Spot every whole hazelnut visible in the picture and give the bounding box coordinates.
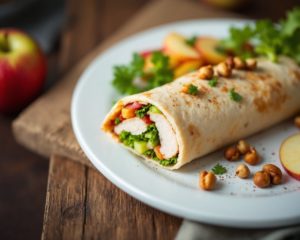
[224,146,240,161]
[245,58,257,70]
[262,164,282,185]
[199,65,214,80]
[253,171,271,188]
[226,57,235,69]
[244,147,260,165]
[294,116,300,129]
[233,57,246,70]
[199,171,216,190]
[217,62,232,78]
[236,140,250,155]
[236,164,250,179]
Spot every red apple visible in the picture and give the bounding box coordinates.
[280,134,300,181]
[0,28,47,113]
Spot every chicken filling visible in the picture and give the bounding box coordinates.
[112,102,178,166]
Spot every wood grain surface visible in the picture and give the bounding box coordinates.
[42,156,181,240]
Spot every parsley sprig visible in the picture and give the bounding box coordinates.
[112,52,173,95]
[219,7,300,63]
[212,163,227,175]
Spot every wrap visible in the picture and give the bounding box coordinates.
[102,57,300,170]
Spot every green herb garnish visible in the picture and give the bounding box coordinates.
[219,7,300,63]
[212,163,227,175]
[112,51,173,95]
[135,104,152,118]
[114,117,121,125]
[185,36,197,47]
[147,51,174,89]
[112,53,144,95]
[229,88,243,102]
[208,76,218,87]
[187,84,199,95]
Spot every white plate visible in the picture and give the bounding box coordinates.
[71,19,300,228]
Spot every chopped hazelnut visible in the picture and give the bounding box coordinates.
[262,164,282,185]
[224,146,240,161]
[233,57,246,70]
[236,164,250,179]
[236,140,251,155]
[245,58,257,70]
[198,65,214,80]
[294,116,300,129]
[199,171,216,190]
[253,171,271,188]
[181,85,189,94]
[217,62,232,78]
[244,147,260,165]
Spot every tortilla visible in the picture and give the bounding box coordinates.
[102,57,300,169]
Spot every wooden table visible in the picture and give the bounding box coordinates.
[1,0,299,239]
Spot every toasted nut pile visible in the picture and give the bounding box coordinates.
[262,164,282,185]
[236,164,250,179]
[199,171,216,190]
[198,65,214,80]
[253,171,271,188]
[294,116,300,128]
[224,146,240,161]
[244,147,260,165]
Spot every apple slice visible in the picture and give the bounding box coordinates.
[195,37,226,65]
[174,60,203,78]
[163,33,200,61]
[280,134,300,181]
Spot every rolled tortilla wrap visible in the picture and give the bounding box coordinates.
[102,57,300,170]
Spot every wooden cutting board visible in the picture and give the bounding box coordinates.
[12,0,238,167]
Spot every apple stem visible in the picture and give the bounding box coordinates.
[0,32,10,53]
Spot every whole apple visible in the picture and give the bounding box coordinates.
[0,28,47,113]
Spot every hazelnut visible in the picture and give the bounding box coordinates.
[294,116,300,128]
[245,58,257,70]
[236,140,251,155]
[216,62,232,77]
[226,57,235,69]
[262,164,282,185]
[244,147,260,165]
[236,164,250,179]
[199,171,216,190]
[224,146,240,161]
[233,57,246,70]
[199,65,214,80]
[253,171,271,188]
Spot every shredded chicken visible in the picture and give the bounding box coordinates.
[149,113,178,159]
[114,117,147,135]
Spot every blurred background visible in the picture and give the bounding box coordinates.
[0,0,299,239]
